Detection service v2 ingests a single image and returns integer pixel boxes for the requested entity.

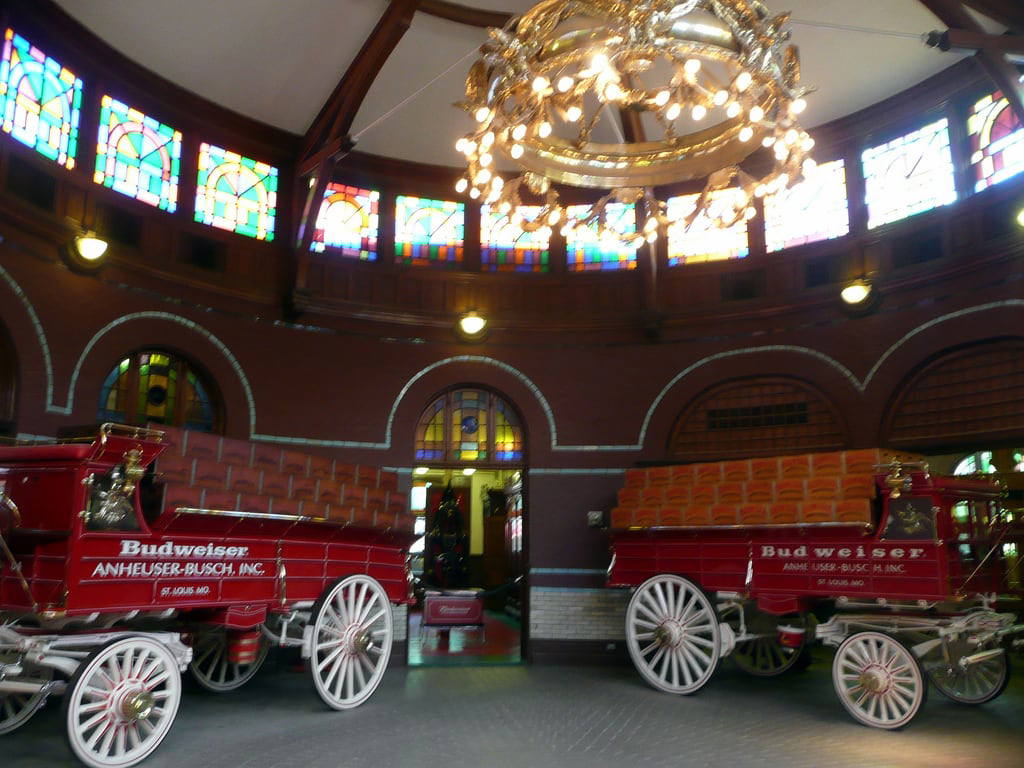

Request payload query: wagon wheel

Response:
[921,637,1010,705]
[626,574,721,695]
[731,611,809,677]
[309,574,393,710]
[188,630,269,693]
[0,656,52,735]
[63,636,182,768]
[832,631,926,729]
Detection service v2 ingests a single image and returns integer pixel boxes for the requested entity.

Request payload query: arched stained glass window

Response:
[195,142,278,240]
[480,204,550,272]
[312,183,379,259]
[968,79,1024,192]
[954,450,1024,476]
[861,118,957,229]
[666,190,750,266]
[98,351,218,432]
[394,195,464,266]
[764,159,850,252]
[0,28,82,168]
[94,95,181,211]
[565,202,637,271]
[414,388,523,464]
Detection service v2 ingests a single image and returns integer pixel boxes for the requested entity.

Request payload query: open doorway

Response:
[407,388,526,666]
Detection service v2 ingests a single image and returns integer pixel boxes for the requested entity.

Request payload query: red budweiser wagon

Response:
[607,449,1024,729]
[0,424,416,768]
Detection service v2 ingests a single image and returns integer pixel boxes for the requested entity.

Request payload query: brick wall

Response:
[529,587,630,641]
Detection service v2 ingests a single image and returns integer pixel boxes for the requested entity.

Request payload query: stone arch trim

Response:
[0,261,55,411]
[59,312,256,434]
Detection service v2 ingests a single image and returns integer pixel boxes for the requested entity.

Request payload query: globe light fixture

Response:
[840,279,872,306]
[455,0,813,242]
[74,235,109,261]
[457,310,488,339]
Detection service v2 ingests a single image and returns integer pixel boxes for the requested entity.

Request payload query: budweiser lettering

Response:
[759,544,926,559]
[118,539,250,558]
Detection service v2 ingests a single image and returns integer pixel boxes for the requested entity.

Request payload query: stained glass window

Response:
[764,160,850,252]
[480,204,550,272]
[312,183,379,260]
[414,389,523,464]
[861,118,957,229]
[666,190,750,266]
[94,96,181,211]
[394,195,464,266]
[968,79,1024,192]
[954,450,1024,475]
[566,203,637,271]
[194,142,278,241]
[98,351,217,432]
[0,29,81,169]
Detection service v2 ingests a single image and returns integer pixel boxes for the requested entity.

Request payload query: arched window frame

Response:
[97,349,221,432]
[414,387,524,466]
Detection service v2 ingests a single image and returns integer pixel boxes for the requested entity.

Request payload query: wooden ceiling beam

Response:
[935,28,1024,56]
[962,0,1024,34]
[299,0,420,164]
[920,0,1024,126]
[418,0,512,28]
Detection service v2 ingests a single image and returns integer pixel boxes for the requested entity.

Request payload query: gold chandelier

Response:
[455,0,816,245]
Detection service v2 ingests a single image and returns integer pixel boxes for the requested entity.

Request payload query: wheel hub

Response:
[858,665,891,694]
[120,689,155,722]
[343,626,370,656]
[655,620,684,648]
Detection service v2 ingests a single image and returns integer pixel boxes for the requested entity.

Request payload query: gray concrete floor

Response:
[5,650,1024,768]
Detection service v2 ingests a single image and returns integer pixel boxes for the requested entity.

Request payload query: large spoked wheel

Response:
[832,631,926,730]
[309,574,393,710]
[923,639,1010,705]
[0,656,52,735]
[731,611,809,677]
[189,631,269,693]
[626,574,721,695]
[63,636,182,768]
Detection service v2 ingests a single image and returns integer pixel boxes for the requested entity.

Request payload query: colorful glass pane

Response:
[861,118,957,229]
[94,95,181,211]
[566,203,637,271]
[415,397,446,460]
[394,195,464,266]
[97,357,132,423]
[451,389,488,461]
[194,142,278,240]
[0,29,81,168]
[494,399,523,460]
[480,204,550,273]
[764,160,850,252]
[96,351,215,432]
[312,183,379,260]
[967,78,1024,192]
[666,190,750,266]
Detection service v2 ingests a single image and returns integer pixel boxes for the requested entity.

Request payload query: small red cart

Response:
[607,449,1024,729]
[0,424,415,767]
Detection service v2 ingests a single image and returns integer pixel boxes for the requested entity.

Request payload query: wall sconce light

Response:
[63,233,109,272]
[413,467,429,476]
[1016,206,1024,228]
[462,467,476,476]
[840,279,872,305]
[456,310,488,341]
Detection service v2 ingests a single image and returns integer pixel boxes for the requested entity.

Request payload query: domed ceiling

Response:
[53,0,1008,168]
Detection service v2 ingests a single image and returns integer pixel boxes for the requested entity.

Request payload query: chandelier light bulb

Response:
[590,52,609,72]
[455,137,467,152]
[654,90,670,107]
[560,224,573,237]
[455,178,468,193]
[738,126,754,142]
[801,136,815,151]
[743,206,756,220]
[469,187,480,199]
[500,201,512,214]
[684,58,701,75]
[691,104,707,121]
[762,135,776,148]
[481,131,495,148]
[510,143,525,159]
[644,216,658,233]
[734,71,753,92]
[475,168,492,185]
[754,184,767,197]
[604,83,622,101]
[547,208,561,225]
[537,121,552,138]
[802,158,817,176]
[726,102,742,118]
[713,90,729,106]
[646,230,658,243]
[566,105,583,122]
[557,76,574,92]
[777,173,790,188]
[480,152,493,167]
[791,97,807,114]
[784,128,799,145]
[666,103,681,120]
[749,105,765,122]
[491,174,504,188]
[774,143,789,160]
[512,124,527,141]
[464,140,477,156]
[474,107,491,123]
[532,76,550,93]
